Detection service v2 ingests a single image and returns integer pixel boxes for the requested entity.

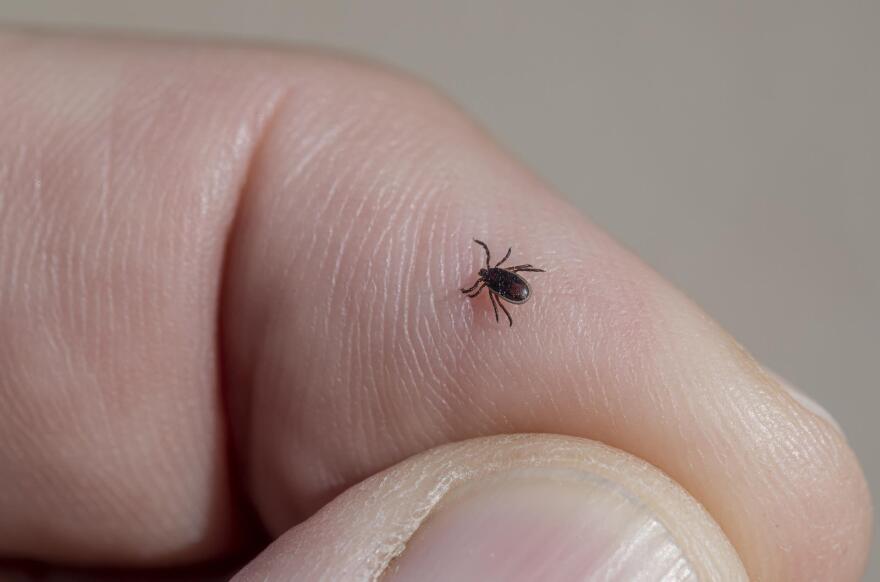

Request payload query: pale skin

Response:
[0,33,871,580]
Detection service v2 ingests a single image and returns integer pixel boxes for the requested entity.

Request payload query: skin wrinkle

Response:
[368,151,454,446]
[382,186,417,407]
[353,305,372,462]
[404,199,435,400]
[220,84,294,506]
[366,189,406,396]
[355,179,381,442]
[311,179,345,341]
[403,194,456,437]
[245,105,371,507]
[94,114,114,340]
[120,80,186,517]
[381,262,411,437]
[448,330,504,431]
[72,115,129,510]
[357,185,406,455]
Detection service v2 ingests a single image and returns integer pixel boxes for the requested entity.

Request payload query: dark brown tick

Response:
[460,239,546,326]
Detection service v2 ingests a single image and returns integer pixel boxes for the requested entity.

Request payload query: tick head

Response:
[478,268,488,278]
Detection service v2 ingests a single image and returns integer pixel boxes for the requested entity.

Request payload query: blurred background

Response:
[3,1,877,576]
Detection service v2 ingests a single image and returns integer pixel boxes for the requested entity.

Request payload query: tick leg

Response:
[510,265,546,273]
[460,278,483,293]
[489,291,500,322]
[473,239,491,268]
[497,297,514,326]
[467,283,486,297]
[495,246,512,267]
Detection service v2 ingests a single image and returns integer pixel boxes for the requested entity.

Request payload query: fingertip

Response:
[233,436,746,582]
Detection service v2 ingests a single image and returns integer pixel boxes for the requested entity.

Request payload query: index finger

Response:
[221,54,871,581]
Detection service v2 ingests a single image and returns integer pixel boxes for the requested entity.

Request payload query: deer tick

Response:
[460,239,546,326]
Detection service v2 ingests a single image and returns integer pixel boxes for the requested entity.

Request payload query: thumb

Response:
[233,435,746,581]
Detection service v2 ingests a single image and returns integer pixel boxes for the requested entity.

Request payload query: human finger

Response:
[234,435,747,581]
[220,50,871,581]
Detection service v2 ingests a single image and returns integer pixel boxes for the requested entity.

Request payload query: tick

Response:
[460,239,546,326]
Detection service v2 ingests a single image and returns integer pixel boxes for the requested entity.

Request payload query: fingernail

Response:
[385,468,697,581]
[765,369,845,436]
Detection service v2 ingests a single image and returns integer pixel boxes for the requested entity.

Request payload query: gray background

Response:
[3,1,877,577]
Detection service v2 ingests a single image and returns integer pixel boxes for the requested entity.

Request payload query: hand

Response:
[0,32,871,581]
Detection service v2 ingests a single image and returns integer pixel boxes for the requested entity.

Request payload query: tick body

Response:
[460,239,546,326]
